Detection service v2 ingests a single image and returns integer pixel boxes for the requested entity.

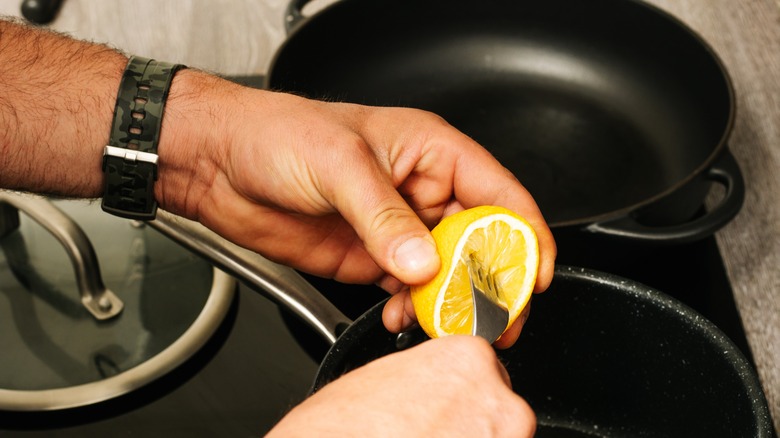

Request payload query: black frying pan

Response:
[312,267,774,437]
[267,0,744,244]
[151,214,773,437]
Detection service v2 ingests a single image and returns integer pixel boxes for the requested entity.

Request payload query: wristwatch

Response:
[101,56,185,220]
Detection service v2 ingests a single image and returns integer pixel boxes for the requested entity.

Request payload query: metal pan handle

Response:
[586,149,745,243]
[149,211,352,345]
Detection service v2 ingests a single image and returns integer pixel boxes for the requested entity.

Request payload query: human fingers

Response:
[418,337,536,437]
[371,110,556,295]
[267,336,536,437]
[382,288,535,350]
[446,147,557,294]
[395,336,536,437]
[318,146,442,285]
[494,301,532,349]
[240,96,443,286]
[162,85,439,284]
[382,289,417,333]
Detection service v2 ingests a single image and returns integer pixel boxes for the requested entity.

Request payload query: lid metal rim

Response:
[0,269,236,411]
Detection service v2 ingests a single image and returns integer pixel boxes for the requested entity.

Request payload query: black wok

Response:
[267,0,744,244]
[151,214,773,437]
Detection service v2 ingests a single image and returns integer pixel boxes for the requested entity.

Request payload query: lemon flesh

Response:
[411,206,539,339]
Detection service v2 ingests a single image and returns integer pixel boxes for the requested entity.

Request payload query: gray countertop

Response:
[1,0,777,433]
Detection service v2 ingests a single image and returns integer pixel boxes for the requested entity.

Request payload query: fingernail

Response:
[394,236,437,273]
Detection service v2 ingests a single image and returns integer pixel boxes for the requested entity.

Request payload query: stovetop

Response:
[0,226,754,437]
[0,76,755,437]
[0,282,320,436]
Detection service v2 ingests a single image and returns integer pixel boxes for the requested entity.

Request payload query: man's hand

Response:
[157,71,556,342]
[267,336,536,437]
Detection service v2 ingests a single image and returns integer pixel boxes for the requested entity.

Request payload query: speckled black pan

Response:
[311,266,773,437]
[153,215,773,437]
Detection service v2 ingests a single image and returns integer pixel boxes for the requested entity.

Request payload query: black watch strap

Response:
[101,56,185,220]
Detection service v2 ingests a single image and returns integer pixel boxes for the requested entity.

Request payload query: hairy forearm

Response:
[0,17,126,197]
[0,18,236,218]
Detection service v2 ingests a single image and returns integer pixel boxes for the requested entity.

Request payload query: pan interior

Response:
[269,0,732,225]
[311,267,771,437]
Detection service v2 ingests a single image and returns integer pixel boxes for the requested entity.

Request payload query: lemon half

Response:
[411,206,539,339]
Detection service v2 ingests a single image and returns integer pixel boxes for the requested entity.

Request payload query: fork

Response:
[466,255,509,343]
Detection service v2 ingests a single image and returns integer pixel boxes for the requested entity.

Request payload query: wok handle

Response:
[585,149,745,243]
[285,0,334,33]
[21,0,64,24]
[285,0,307,33]
[149,211,351,345]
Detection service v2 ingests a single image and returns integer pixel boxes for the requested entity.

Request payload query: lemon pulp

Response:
[411,206,539,339]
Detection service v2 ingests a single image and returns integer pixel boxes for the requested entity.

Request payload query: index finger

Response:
[444,137,557,293]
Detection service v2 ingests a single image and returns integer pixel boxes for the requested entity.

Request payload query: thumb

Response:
[377,207,441,285]
[355,199,440,285]
[331,161,440,285]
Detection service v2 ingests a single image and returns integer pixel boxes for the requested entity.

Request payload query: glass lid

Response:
[0,193,235,411]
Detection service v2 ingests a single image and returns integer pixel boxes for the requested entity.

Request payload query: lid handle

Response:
[0,193,124,321]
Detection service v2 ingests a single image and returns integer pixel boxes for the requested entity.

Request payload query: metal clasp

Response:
[103,145,159,166]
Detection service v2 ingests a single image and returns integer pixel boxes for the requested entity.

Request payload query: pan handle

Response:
[585,149,745,243]
[285,0,336,34]
[148,211,352,345]
[285,0,308,33]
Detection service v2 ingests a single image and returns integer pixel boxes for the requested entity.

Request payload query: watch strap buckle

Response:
[101,146,158,220]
